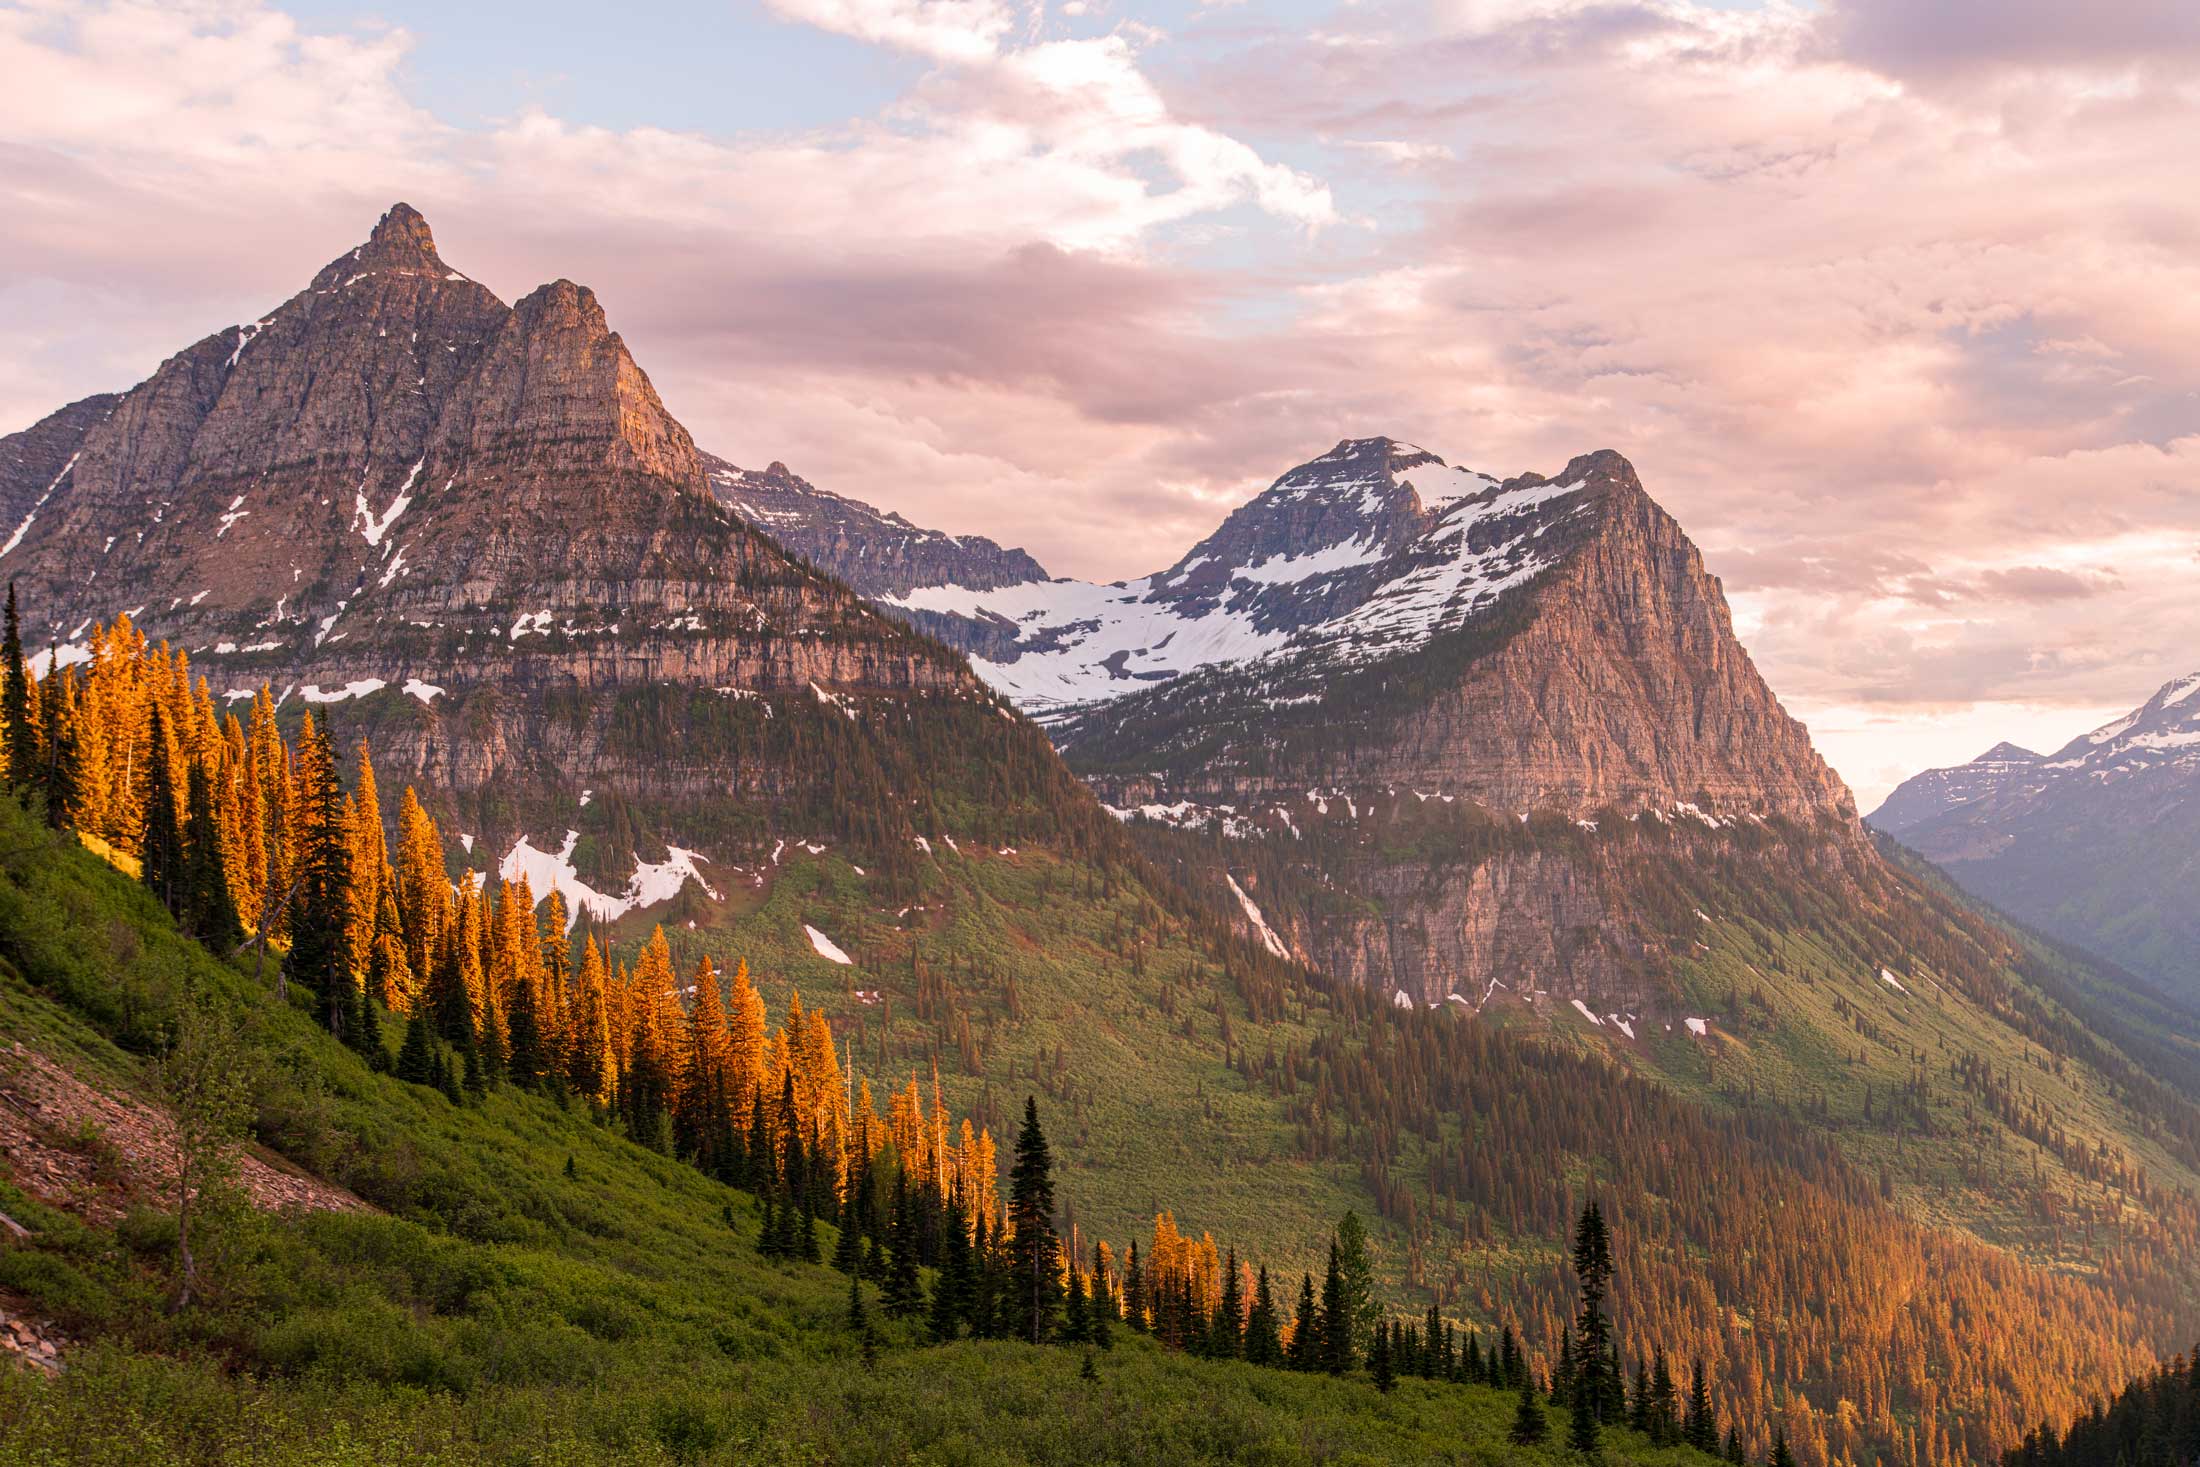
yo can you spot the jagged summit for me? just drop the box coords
[310,201,450,286]
[363,201,439,264]
[0,204,1094,886]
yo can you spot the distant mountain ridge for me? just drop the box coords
[1870,673,2200,999]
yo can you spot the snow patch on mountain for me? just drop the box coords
[1225,874,1288,958]
[804,924,854,965]
[501,831,718,929]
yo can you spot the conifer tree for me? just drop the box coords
[847,1269,867,1333]
[1685,1357,1718,1451]
[1570,1369,1602,1454]
[37,663,78,827]
[1063,1262,1090,1344]
[884,1171,924,1318]
[1334,1210,1377,1357]
[798,1200,820,1264]
[1370,1312,1395,1392]
[1,584,35,793]
[1007,1096,1059,1345]
[285,715,359,1041]
[505,959,545,1090]
[1089,1240,1115,1325]
[833,1197,866,1275]
[1123,1241,1146,1332]
[1245,1265,1282,1367]
[139,702,185,913]
[1650,1349,1679,1445]
[1511,1371,1550,1446]
[1289,1271,1319,1371]
[1770,1429,1797,1467]
[180,759,244,949]
[396,1008,437,1086]
[1321,1240,1352,1375]
[758,1194,782,1259]
[1571,1200,1617,1423]
[1211,1245,1243,1358]
[928,1209,968,1342]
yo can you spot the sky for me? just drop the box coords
[4,0,2197,809]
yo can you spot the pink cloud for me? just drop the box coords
[4,0,2199,807]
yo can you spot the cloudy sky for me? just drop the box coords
[5,0,2197,806]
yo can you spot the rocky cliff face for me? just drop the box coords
[1031,443,1855,1011]
[0,205,1082,892]
[1065,447,1853,823]
[706,432,1865,1012]
[1872,675,2200,999]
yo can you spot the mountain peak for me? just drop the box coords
[358,201,442,269]
[1977,741,2042,763]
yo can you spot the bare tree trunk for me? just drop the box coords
[235,868,305,999]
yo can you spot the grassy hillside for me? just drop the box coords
[0,792,1714,1466]
[628,809,2200,1465]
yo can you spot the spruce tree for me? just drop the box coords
[1320,1239,1352,1375]
[798,1201,820,1264]
[1334,1210,1377,1358]
[1212,1246,1242,1358]
[1650,1349,1679,1445]
[927,1230,966,1342]
[883,1173,923,1318]
[139,703,185,913]
[1089,1240,1115,1324]
[1,584,34,794]
[395,1008,437,1086]
[505,969,544,1090]
[832,1203,865,1274]
[178,756,240,954]
[758,1194,783,1258]
[1685,1357,1718,1451]
[284,718,358,1041]
[1631,1357,1653,1432]
[1122,1241,1146,1332]
[1007,1096,1059,1345]
[36,665,75,828]
[1063,1264,1090,1345]
[1289,1271,1319,1371]
[1569,1371,1601,1455]
[1571,1200,1616,1423]
[1245,1265,1282,1367]
[1370,1313,1395,1392]
[1510,1372,1550,1446]
[437,1051,463,1104]
[1770,1430,1796,1467]
[847,1269,867,1332]
[1723,1426,1745,1464]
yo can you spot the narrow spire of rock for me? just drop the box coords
[358,202,441,269]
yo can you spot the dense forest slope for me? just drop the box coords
[0,786,1735,1466]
